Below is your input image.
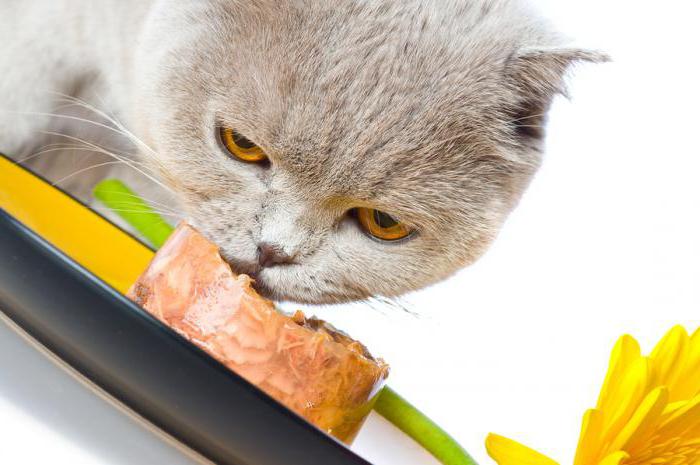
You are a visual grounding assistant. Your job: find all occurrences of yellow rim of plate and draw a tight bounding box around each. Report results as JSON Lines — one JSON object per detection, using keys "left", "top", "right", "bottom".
{"left": 0, "top": 155, "right": 154, "bottom": 294}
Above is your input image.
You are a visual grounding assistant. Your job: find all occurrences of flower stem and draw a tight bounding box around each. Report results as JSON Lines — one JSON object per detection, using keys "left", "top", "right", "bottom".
{"left": 374, "top": 387, "right": 478, "bottom": 465}
{"left": 93, "top": 179, "right": 174, "bottom": 248}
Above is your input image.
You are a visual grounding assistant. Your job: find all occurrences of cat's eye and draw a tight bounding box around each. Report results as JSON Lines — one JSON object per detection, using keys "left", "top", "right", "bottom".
{"left": 219, "top": 127, "right": 268, "bottom": 163}
{"left": 355, "top": 208, "right": 413, "bottom": 242}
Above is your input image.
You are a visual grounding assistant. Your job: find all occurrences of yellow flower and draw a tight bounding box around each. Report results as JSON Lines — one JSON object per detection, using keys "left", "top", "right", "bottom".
{"left": 487, "top": 326, "right": 700, "bottom": 465}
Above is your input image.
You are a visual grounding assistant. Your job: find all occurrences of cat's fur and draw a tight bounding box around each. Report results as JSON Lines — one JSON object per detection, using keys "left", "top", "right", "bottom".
{"left": 0, "top": 0, "right": 603, "bottom": 303}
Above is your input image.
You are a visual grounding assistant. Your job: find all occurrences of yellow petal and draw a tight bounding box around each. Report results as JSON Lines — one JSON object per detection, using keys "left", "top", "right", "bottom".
{"left": 597, "top": 335, "right": 641, "bottom": 412}
{"left": 656, "top": 393, "right": 700, "bottom": 439}
{"left": 662, "top": 399, "right": 689, "bottom": 416}
{"left": 650, "top": 325, "right": 688, "bottom": 389}
{"left": 486, "top": 434, "right": 560, "bottom": 465}
{"left": 608, "top": 387, "right": 668, "bottom": 453}
{"left": 670, "top": 326, "right": 700, "bottom": 401}
{"left": 574, "top": 409, "right": 604, "bottom": 465}
{"left": 599, "top": 357, "right": 652, "bottom": 447}
{"left": 598, "top": 451, "right": 630, "bottom": 465}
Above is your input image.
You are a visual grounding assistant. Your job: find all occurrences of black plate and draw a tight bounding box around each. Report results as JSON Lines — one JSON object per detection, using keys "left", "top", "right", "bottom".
{"left": 0, "top": 208, "right": 371, "bottom": 465}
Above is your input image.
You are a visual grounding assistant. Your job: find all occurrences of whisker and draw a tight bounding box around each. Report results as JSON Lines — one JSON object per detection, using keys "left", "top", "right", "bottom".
{"left": 362, "top": 298, "right": 390, "bottom": 317}
{"left": 40, "top": 131, "right": 175, "bottom": 194}
{"left": 35, "top": 130, "right": 145, "bottom": 162}
{"left": 369, "top": 295, "right": 420, "bottom": 318}
{"left": 17, "top": 144, "right": 89, "bottom": 164}
{"left": 8, "top": 90, "right": 165, "bottom": 170}
{"left": 18, "top": 143, "right": 144, "bottom": 168}
{"left": 51, "top": 161, "right": 127, "bottom": 186}
{"left": 515, "top": 124, "right": 544, "bottom": 129}
{"left": 41, "top": 131, "right": 148, "bottom": 166}
{"left": 14, "top": 110, "right": 139, "bottom": 145}
{"left": 48, "top": 92, "right": 162, "bottom": 162}
{"left": 93, "top": 200, "right": 182, "bottom": 217}
{"left": 22, "top": 143, "right": 149, "bottom": 176}
{"left": 100, "top": 208, "right": 180, "bottom": 218}
{"left": 506, "top": 112, "right": 548, "bottom": 125}
{"left": 95, "top": 195, "right": 180, "bottom": 212}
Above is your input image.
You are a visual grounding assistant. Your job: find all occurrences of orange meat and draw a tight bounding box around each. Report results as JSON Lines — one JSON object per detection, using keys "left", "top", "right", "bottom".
{"left": 128, "top": 223, "right": 389, "bottom": 444}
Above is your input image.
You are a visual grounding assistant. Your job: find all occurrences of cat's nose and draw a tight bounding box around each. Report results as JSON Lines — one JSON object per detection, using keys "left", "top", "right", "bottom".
{"left": 257, "top": 242, "right": 294, "bottom": 268}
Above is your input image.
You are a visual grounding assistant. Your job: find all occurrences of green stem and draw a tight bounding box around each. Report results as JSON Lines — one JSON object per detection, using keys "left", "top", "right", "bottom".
{"left": 95, "top": 179, "right": 477, "bottom": 465}
{"left": 375, "top": 387, "right": 478, "bottom": 465}
{"left": 93, "top": 179, "right": 175, "bottom": 248}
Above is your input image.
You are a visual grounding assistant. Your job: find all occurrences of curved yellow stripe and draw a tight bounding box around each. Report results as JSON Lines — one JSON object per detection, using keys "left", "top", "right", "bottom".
{"left": 574, "top": 409, "right": 603, "bottom": 465}
{"left": 597, "top": 335, "right": 641, "bottom": 412}
{"left": 599, "top": 451, "right": 629, "bottom": 465}
{"left": 0, "top": 155, "right": 153, "bottom": 294}
{"left": 657, "top": 393, "right": 700, "bottom": 438}
{"left": 599, "top": 357, "right": 651, "bottom": 445}
{"left": 670, "top": 327, "right": 700, "bottom": 401}
{"left": 650, "top": 325, "right": 689, "bottom": 388}
{"left": 486, "top": 434, "right": 559, "bottom": 465}
{"left": 607, "top": 387, "right": 668, "bottom": 453}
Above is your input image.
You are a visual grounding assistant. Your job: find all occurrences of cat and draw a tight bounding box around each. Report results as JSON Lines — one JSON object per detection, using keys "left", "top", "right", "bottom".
{"left": 0, "top": 0, "right": 604, "bottom": 304}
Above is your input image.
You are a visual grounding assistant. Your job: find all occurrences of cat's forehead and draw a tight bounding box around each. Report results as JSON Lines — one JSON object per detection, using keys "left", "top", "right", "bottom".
{"left": 232, "top": 4, "right": 522, "bottom": 200}
{"left": 228, "top": 0, "right": 525, "bottom": 121}
{"left": 193, "top": 0, "right": 547, "bottom": 223}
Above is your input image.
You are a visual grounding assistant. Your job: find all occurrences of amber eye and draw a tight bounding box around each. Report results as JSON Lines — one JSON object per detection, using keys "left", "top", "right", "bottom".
{"left": 219, "top": 127, "right": 267, "bottom": 163}
{"left": 356, "top": 208, "right": 413, "bottom": 242}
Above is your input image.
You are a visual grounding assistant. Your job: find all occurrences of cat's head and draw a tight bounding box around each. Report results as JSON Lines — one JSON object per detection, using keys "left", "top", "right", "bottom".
{"left": 131, "top": 0, "right": 604, "bottom": 304}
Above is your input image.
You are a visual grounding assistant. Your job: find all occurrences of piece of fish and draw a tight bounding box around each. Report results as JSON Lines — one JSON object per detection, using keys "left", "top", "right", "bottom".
{"left": 128, "top": 223, "right": 389, "bottom": 444}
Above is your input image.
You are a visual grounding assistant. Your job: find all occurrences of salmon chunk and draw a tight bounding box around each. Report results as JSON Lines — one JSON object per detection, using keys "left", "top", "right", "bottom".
{"left": 128, "top": 223, "right": 389, "bottom": 443}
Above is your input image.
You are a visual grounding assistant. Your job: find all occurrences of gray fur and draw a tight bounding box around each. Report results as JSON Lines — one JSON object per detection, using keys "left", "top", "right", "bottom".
{"left": 0, "top": 0, "right": 604, "bottom": 303}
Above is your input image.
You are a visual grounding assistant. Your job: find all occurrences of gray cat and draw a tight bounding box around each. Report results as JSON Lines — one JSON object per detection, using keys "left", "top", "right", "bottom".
{"left": 0, "top": 0, "right": 604, "bottom": 304}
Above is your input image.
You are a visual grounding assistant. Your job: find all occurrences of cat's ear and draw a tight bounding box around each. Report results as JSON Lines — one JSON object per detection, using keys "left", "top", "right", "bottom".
{"left": 506, "top": 47, "right": 609, "bottom": 139}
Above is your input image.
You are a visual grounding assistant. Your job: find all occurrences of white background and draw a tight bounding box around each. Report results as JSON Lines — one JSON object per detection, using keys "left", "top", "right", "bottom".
{"left": 2, "top": 1, "right": 699, "bottom": 464}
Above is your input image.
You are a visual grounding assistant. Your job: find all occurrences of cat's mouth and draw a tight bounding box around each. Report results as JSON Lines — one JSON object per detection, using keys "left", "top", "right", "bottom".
{"left": 224, "top": 258, "right": 261, "bottom": 276}
{"left": 225, "top": 260, "right": 307, "bottom": 303}
{"left": 220, "top": 256, "right": 275, "bottom": 298}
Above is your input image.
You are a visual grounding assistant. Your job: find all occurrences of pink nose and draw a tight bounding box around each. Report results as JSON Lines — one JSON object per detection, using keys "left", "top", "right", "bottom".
{"left": 257, "top": 243, "right": 294, "bottom": 268}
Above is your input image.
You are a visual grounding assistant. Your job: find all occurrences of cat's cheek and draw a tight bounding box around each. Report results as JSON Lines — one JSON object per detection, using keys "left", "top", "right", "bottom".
{"left": 190, "top": 218, "right": 260, "bottom": 269}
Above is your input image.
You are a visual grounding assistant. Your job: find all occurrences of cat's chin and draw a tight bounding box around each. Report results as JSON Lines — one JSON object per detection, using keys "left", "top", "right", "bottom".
{"left": 250, "top": 274, "right": 369, "bottom": 306}
{"left": 221, "top": 258, "right": 280, "bottom": 300}
{"left": 222, "top": 256, "right": 261, "bottom": 276}
{"left": 222, "top": 261, "right": 297, "bottom": 303}
{"left": 248, "top": 276, "right": 282, "bottom": 301}
{"left": 221, "top": 253, "right": 367, "bottom": 304}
